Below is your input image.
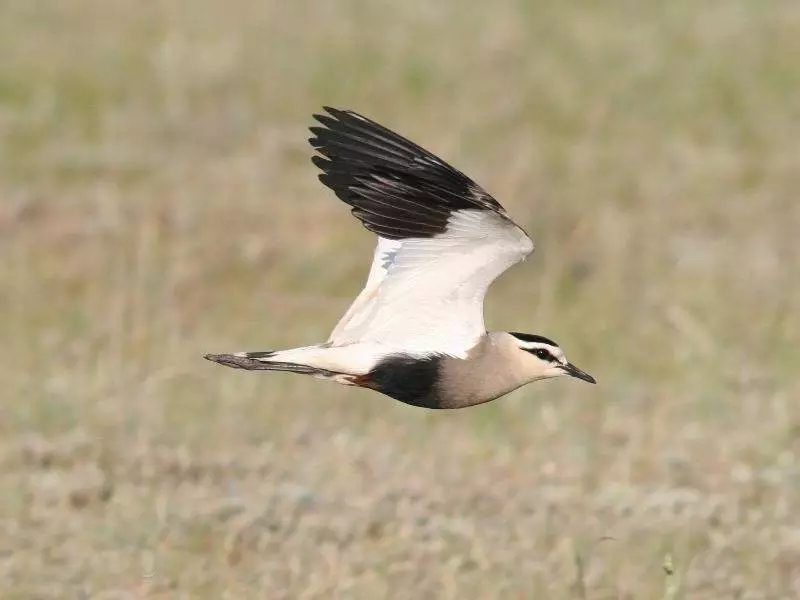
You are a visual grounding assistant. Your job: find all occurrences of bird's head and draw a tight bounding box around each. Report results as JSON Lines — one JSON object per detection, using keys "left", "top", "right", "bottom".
{"left": 508, "top": 332, "right": 596, "bottom": 384}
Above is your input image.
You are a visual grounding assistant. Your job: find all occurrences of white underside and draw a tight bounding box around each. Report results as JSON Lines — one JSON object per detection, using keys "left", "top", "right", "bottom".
{"left": 326, "top": 209, "right": 533, "bottom": 358}
{"left": 238, "top": 208, "right": 533, "bottom": 373}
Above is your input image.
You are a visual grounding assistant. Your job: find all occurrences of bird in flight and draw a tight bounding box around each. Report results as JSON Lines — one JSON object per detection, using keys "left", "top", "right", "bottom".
{"left": 205, "top": 107, "right": 595, "bottom": 409}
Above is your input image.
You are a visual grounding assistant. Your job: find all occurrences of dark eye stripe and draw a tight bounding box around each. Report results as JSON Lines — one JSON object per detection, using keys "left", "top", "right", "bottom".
{"left": 526, "top": 347, "right": 555, "bottom": 361}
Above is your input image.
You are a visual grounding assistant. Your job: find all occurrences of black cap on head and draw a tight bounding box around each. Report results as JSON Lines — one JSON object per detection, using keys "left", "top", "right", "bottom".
{"left": 509, "top": 332, "right": 558, "bottom": 347}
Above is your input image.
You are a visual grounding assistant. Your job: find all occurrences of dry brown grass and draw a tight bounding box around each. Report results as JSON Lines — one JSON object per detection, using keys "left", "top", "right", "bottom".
{"left": 2, "top": 0, "right": 800, "bottom": 597}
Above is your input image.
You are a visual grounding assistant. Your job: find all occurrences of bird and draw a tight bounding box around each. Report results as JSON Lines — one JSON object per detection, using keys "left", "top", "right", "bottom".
{"left": 205, "top": 106, "right": 595, "bottom": 409}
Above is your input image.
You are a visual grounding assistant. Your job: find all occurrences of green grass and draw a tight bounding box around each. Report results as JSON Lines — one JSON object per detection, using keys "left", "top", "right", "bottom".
{"left": 2, "top": 0, "right": 799, "bottom": 597}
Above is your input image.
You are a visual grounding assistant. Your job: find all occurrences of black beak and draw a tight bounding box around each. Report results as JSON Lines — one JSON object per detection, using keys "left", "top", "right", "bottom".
{"left": 561, "top": 362, "right": 596, "bottom": 384}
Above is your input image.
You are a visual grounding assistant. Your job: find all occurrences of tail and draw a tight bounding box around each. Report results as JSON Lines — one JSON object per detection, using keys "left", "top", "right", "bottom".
{"left": 204, "top": 346, "right": 348, "bottom": 379}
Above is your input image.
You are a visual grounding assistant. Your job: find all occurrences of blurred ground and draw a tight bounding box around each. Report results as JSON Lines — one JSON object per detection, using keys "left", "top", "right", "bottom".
{"left": 1, "top": 0, "right": 799, "bottom": 598}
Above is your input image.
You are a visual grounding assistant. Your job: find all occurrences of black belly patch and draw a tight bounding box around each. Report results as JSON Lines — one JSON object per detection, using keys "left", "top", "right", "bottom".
{"left": 363, "top": 354, "right": 444, "bottom": 408}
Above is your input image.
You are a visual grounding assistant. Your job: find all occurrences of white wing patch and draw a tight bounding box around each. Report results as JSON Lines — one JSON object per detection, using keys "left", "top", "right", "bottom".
{"left": 327, "top": 237, "right": 400, "bottom": 342}
{"left": 328, "top": 210, "right": 533, "bottom": 357}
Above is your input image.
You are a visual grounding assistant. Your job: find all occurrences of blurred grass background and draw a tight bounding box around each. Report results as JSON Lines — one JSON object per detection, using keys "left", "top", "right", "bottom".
{"left": 1, "top": 0, "right": 799, "bottom": 597}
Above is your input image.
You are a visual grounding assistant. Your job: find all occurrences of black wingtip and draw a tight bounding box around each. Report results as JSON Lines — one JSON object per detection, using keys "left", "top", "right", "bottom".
{"left": 313, "top": 106, "right": 347, "bottom": 125}
{"left": 305, "top": 106, "right": 507, "bottom": 240}
{"left": 321, "top": 105, "right": 346, "bottom": 117}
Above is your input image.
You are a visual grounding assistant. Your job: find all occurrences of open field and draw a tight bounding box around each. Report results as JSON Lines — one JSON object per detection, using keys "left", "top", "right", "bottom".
{"left": 2, "top": 0, "right": 799, "bottom": 597}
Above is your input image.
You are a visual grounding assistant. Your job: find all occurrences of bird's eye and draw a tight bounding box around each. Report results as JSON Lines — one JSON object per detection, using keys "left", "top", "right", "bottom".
{"left": 534, "top": 348, "right": 552, "bottom": 361}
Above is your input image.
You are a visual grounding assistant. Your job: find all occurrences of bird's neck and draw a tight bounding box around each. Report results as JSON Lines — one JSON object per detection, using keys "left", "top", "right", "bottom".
{"left": 435, "top": 334, "right": 530, "bottom": 408}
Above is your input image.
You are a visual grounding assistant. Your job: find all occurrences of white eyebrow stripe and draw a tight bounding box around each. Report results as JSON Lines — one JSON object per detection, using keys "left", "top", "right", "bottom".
{"left": 520, "top": 343, "right": 566, "bottom": 362}
{"left": 519, "top": 342, "right": 556, "bottom": 350}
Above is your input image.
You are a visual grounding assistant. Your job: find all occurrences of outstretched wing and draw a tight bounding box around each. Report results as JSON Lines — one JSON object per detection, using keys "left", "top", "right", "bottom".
{"left": 310, "top": 107, "right": 533, "bottom": 357}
